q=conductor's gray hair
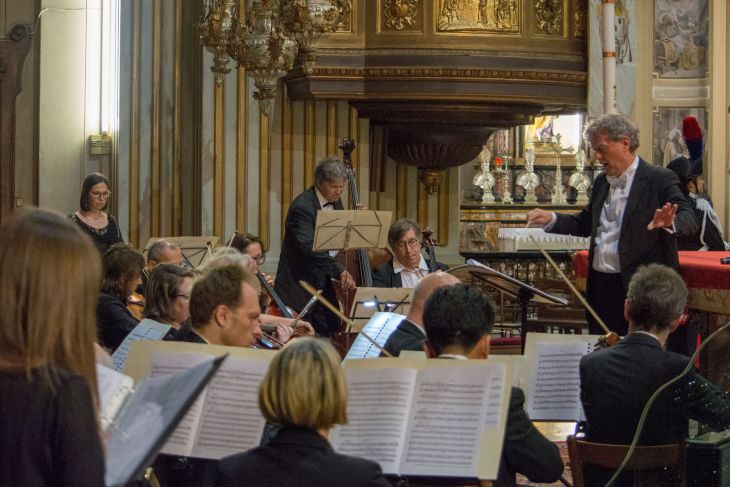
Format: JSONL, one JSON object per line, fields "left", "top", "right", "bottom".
{"left": 583, "top": 113, "right": 640, "bottom": 152}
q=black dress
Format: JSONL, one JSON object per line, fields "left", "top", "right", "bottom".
{"left": 97, "top": 293, "right": 139, "bottom": 352}
{"left": 69, "top": 212, "right": 123, "bottom": 253}
{"left": 0, "top": 368, "right": 105, "bottom": 486}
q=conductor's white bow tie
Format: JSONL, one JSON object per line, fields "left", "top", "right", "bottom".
{"left": 606, "top": 173, "right": 628, "bottom": 189}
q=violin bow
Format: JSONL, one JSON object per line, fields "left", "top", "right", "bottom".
{"left": 299, "top": 280, "right": 394, "bottom": 358}
{"left": 528, "top": 235, "right": 619, "bottom": 346}
{"left": 290, "top": 292, "right": 321, "bottom": 329}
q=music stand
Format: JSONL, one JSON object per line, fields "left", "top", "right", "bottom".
{"left": 468, "top": 264, "right": 567, "bottom": 353}
{"left": 142, "top": 236, "right": 219, "bottom": 270}
{"left": 313, "top": 210, "right": 391, "bottom": 251}
{"left": 348, "top": 287, "right": 412, "bottom": 331}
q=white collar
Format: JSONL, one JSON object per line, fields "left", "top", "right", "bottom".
{"left": 314, "top": 188, "right": 332, "bottom": 209}
{"left": 437, "top": 353, "right": 468, "bottom": 360}
{"left": 392, "top": 254, "right": 428, "bottom": 274}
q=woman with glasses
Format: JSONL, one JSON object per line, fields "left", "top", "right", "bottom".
{"left": 69, "top": 172, "right": 123, "bottom": 253}
{"left": 143, "top": 263, "right": 196, "bottom": 334}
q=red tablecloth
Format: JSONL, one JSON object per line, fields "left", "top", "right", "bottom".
{"left": 573, "top": 250, "right": 730, "bottom": 314}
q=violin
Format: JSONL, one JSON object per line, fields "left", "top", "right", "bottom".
{"left": 127, "top": 291, "right": 145, "bottom": 321}
{"left": 257, "top": 269, "right": 297, "bottom": 319}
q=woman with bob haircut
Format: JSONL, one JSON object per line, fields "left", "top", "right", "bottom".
{"left": 97, "top": 242, "right": 145, "bottom": 351}
{"left": 0, "top": 209, "right": 105, "bottom": 485}
{"left": 143, "top": 263, "right": 196, "bottom": 333}
{"left": 217, "top": 338, "right": 389, "bottom": 487}
{"left": 69, "top": 172, "right": 123, "bottom": 253}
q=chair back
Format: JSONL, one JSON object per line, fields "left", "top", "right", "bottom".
{"left": 567, "top": 435, "right": 685, "bottom": 487}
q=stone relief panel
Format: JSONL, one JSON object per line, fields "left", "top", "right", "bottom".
{"left": 437, "top": 0, "right": 519, "bottom": 33}
{"left": 535, "top": 0, "right": 563, "bottom": 35}
{"left": 380, "top": 0, "right": 422, "bottom": 32}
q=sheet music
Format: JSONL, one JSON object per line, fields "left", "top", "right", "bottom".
{"left": 331, "top": 367, "right": 417, "bottom": 474}
{"left": 96, "top": 364, "right": 135, "bottom": 431}
{"left": 482, "top": 364, "right": 506, "bottom": 429}
{"left": 149, "top": 352, "right": 269, "bottom": 459}
{"left": 400, "top": 365, "right": 493, "bottom": 477}
{"left": 192, "top": 356, "right": 269, "bottom": 459}
{"left": 149, "top": 352, "right": 211, "bottom": 457}
{"left": 344, "top": 312, "right": 406, "bottom": 360}
{"left": 112, "top": 319, "right": 173, "bottom": 371}
{"left": 105, "top": 357, "right": 220, "bottom": 487}
{"left": 527, "top": 341, "right": 594, "bottom": 421}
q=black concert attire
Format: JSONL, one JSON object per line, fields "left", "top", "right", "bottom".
{"left": 548, "top": 159, "right": 697, "bottom": 335}
{"left": 380, "top": 319, "right": 426, "bottom": 357}
{"left": 217, "top": 426, "right": 390, "bottom": 487}
{"left": 96, "top": 293, "right": 139, "bottom": 352}
{"left": 580, "top": 332, "right": 730, "bottom": 486}
{"left": 0, "top": 368, "right": 105, "bottom": 487}
{"left": 69, "top": 212, "right": 123, "bottom": 254}
{"left": 275, "top": 187, "right": 345, "bottom": 337}
{"left": 372, "top": 258, "right": 448, "bottom": 288}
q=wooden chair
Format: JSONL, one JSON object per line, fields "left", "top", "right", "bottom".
{"left": 566, "top": 435, "right": 685, "bottom": 487}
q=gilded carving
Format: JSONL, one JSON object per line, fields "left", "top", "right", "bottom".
{"left": 535, "top": 0, "right": 563, "bottom": 35}
{"left": 333, "top": 0, "right": 352, "bottom": 32}
{"left": 382, "top": 0, "right": 419, "bottom": 31}
{"left": 574, "top": 1, "right": 586, "bottom": 38}
{"left": 438, "top": 0, "right": 518, "bottom": 33}
{"left": 310, "top": 66, "right": 587, "bottom": 84}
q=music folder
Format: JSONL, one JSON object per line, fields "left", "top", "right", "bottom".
{"left": 101, "top": 354, "right": 225, "bottom": 487}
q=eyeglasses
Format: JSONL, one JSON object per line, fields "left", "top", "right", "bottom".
{"left": 394, "top": 238, "right": 420, "bottom": 251}
{"left": 173, "top": 293, "right": 190, "bottom": 300}
{"left": 251, "top": 254, "right": 266, "bottom": 265}
{"left": 90, "top": 190, "right": 111, "bottom": 198}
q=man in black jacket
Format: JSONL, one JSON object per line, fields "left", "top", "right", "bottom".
{"left": 528, "top": 113, "right": 697, "bottom": 335}
{"left": 275, "top": 157, "right": 355, "bottom": 337}
{"left": 423, "top": 284, "right": 565, "bottom": 487}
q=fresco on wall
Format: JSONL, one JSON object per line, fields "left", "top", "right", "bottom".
{"left": 654, "top": 0, "right": 709, "bottom": 78}
{"left": 652, "top": 107, "right": 706, "bottom": 166}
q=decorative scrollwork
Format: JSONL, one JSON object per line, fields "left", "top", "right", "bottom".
{"left": 333, "top": 0, "right": 352, "bottom": 32}
{"left": 382, "top": 0, "right": 419, "bottom": 31}
{"left": 574, "top": 1, "right": 586, "bottom": 38}
{"left": 535, "top": 0, "right": 563, "bottom": 35}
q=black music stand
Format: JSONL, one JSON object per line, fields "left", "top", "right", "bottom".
{"left": 142, "top": 236, "right": 218, "bottom": 270}
{"left": 348, "top": 287, "right": 412, "bottom": 331}
{"left": 469, "top": 265, "right": 567, "bottom": 353}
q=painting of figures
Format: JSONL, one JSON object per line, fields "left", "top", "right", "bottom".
{"left": 654, "top": 0, "right": 709, "bottom": 78}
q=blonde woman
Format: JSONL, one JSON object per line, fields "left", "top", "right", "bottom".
{"left": 217, "top": 338, "right": 389, "bottom": 487}
{"left": 0, "top": 209, "right": 104, "bottom": 485}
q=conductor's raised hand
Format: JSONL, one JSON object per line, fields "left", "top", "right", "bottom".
{"left": 647, "top": 203, "right": 678, "bottom": 230}
{"left": 526, "top": 209, "right": 553, "bottom": 228}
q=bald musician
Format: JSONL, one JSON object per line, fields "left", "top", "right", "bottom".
{"left": 423, "top": 284, "right": 564, "bottom": 487}
{"left": 380, "top": 271, "right": 460, "bottom": 357}
{"left": 527, "top": 113, "right": 696, "bottom": 336}
{"left": 140, "top": 239, "right": 184, "bottom": 295}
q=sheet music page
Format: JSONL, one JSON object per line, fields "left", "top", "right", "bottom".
{"left": 344, "top": 312, "right": 406, "bottom": 360}
{"left": 191, "top": 356, "right": 269, "bottom": 459}
{"left": 96, "top": 364, "right": 135, "bottom": 431}
{"left": 482, "top": 365, "right": 505, "bottom": 430}
{"left": 149, "top": 352, "right": 212, "bottom": 457}
{"left": 330, "top": 366, "right": 418, "bottom": 474}
{"left": 105, "top": 357, "right": 219, "bottom": 487}
{"left": 526, "top": 340, "right": 593, "bottom": 421}
{"left": 400, "top": 364, "right": 492, "bottom": 477}
{"left": 112, "top": 319, "right": 173, "bottom": 371}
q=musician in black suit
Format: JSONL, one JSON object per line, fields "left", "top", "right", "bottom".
{"left": 528, "top": 113, "right": 697, "bottom": 336}
{"left": 381, "top": 271, "right": 460, "bottom": 357}
{"left": 157, "top": 264, "right": 263, "bottom": 487}
{"left": 217, "top": 338, "right": 390, "bottom": 487}
{"left": 580, "top": 264, "right": 730, "bottom": 486}
{"left": 372, "top": 218, "right": 448, "bottom": 288}
{"left": 423, "top": 284, "right": 565, "bottom": 487}
{"left": 275, "top": 157, "right": 356, "bottom": 337}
